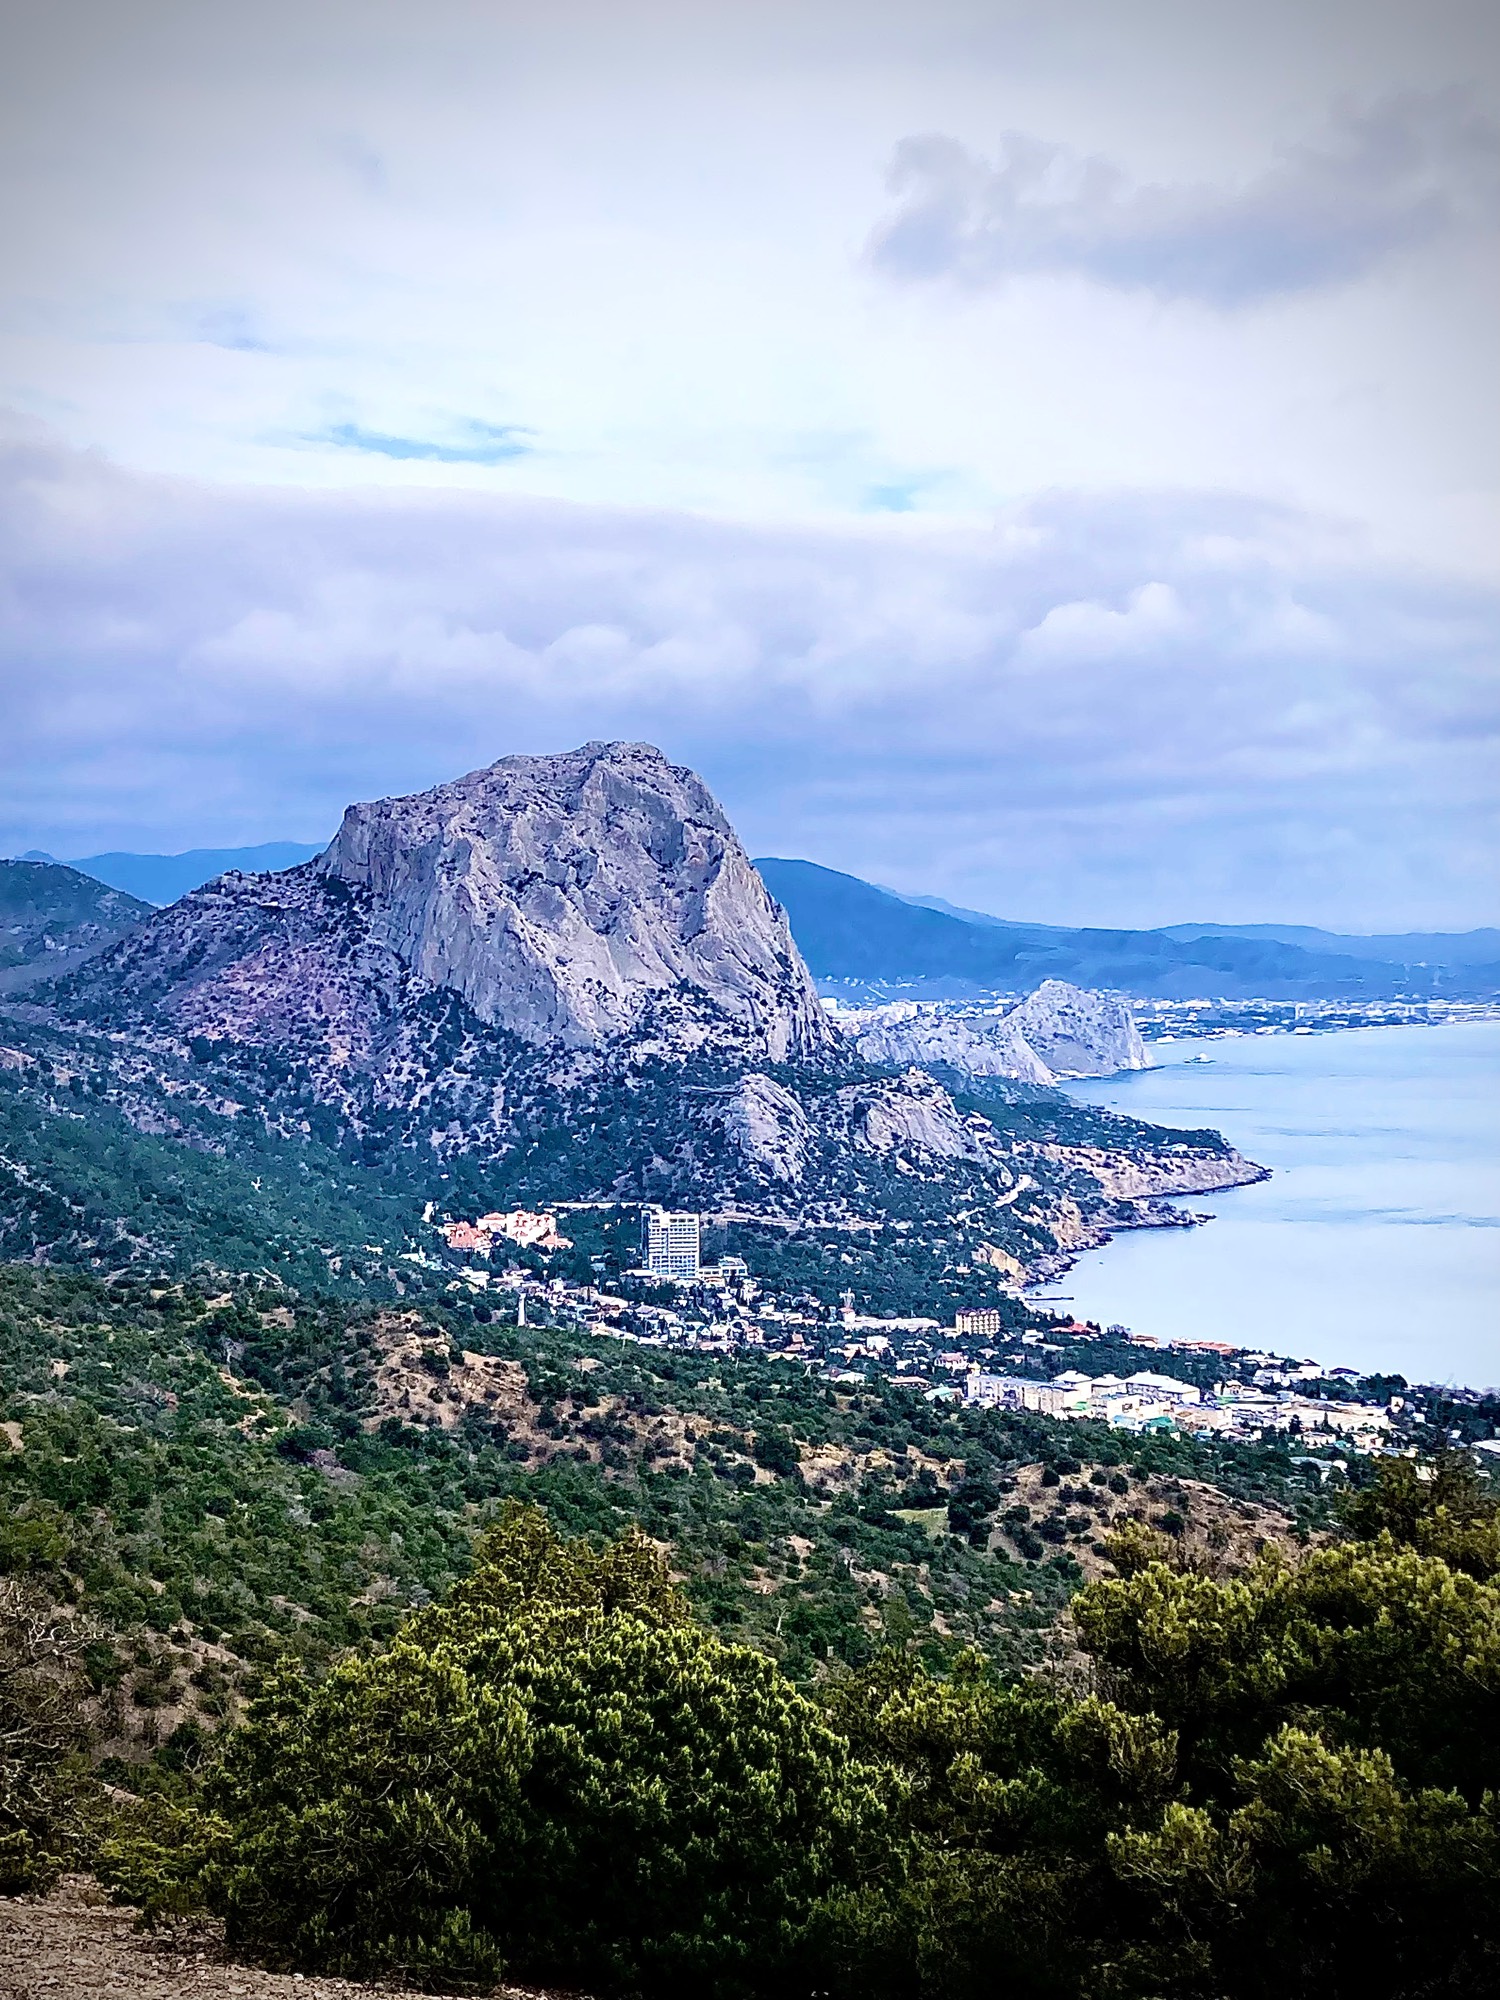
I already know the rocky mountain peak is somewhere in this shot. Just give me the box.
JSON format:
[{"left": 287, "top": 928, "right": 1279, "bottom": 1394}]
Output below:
[
  {"left": 63, "top": 742, "right": 831, "bottom": 1068},
  {"left": 318, "top": 740, "right": 831, "bottom": 1058}
]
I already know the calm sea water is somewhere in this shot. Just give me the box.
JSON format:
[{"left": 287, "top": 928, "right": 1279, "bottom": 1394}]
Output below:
[{"left": 1053, "top": 1021, "right": 1500, "bottom": 1390}]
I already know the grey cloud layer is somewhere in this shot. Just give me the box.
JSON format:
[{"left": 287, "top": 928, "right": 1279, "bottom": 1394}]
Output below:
[
  {"left": 870, "top": 92, "right": 1500, "bottom": 305},
  {"left": 2, "top": 430, "right": 1495, "bottom": 926}
]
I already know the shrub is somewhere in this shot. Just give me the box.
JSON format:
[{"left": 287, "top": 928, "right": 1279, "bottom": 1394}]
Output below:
[
  {"left": 0, "top": 1580, "right": 103, "bottom": 1891},
  {"left": 110, "top": 1507, "right": 884, "bottom": 1996}
]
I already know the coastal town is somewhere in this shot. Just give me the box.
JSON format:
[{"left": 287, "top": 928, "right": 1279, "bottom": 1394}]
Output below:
[{"left": 433, "top": 1201, "right": 1493, "bottom": 1463}]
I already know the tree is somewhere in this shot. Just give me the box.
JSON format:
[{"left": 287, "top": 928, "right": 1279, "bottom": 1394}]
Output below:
[
  {"left": 1340, "top": 1447, "right": 1500, "bottom": 1578},
  {"left": 0, "top": 1580, "right": 101, "bottom": 1891},
  {"left": 111, "top": 1507, "right": 884, "bottom": 1996}
]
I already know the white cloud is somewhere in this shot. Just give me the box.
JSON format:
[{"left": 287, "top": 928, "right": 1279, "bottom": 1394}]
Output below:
[{"left": 2, "top": 430, "right": 1495, "bottom": 929}]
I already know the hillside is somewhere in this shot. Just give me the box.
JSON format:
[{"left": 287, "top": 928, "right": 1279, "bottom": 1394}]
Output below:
[
  {"left": 756, "top": 856, "right": 1500, "bottom": 1000},
  {"left": 0, "top": 860, "right": 151, "bottom": 995},
  {"left": 67, "top": 841, "right": 326, "bottom": 907},
  {"left": 1161, "top": 919, "right": 1500, "bottom": 968},
  {"left": 0, "top": 1262, "right": 1329, "bottom": 1707},
  {"left": 4, "top": 1256, "right": 1494, "bottom": 2000}
]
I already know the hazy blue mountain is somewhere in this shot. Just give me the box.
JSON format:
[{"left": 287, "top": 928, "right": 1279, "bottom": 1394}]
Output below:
[
  {"left": 893, "top": 892, "right": 1500, "bottom": 969},
  {"left": 887, "top": 890, "right": 1017, "bottom": 930},
  {"left": 67, "top": 841, "right": 327, "bottom": 905},
  {"left": 754, "top": 858, "right": 1496, "bottom": 1000},
  {"left": 1160, "top": 921, "right": 1500, "bottom": 968}
]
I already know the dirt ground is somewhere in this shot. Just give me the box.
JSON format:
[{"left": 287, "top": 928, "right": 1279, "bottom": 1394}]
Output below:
[{"left": 0, "top": 1878, "right": 552, "bottom": 2000}]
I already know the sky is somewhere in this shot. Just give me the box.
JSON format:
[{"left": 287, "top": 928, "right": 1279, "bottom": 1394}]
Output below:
[{"left": 1, "top": 0, "right": 1497, "bottom": 929}]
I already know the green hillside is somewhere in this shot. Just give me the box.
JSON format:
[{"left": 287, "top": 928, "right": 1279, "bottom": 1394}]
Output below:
[{"left": 0, "top": 859, "right": 150, "bottom": 991}]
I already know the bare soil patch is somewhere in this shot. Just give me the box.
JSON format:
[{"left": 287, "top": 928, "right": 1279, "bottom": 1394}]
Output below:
[{"left": 0, "top": 1877, "right": 554, "bottom": 2000}]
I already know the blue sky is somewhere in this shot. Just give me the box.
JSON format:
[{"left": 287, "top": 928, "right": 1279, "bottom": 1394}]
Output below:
[{"left": 1, "top": 0, "right": 1497, "bottom": 928}]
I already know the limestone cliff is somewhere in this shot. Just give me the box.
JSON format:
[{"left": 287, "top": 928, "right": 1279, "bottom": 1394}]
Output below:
[
  {"left": 62, "top": 743, "right": 832, "bottom": 1067},
  {"left": 835, "top": 978, "right": 1149, "bottom": 1085}
]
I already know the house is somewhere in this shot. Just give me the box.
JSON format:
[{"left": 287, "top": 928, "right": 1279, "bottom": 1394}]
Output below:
[{"left": 478, "top": 1210, "right": 572, "bottom": 1250}]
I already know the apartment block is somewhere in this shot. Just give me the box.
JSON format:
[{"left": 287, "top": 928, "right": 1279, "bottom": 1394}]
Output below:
[{"left": 642, "top": 1206, "right": 701, "bottom": 1279}]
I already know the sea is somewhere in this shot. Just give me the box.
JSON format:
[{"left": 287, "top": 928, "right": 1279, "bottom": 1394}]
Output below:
[{"left": 1050, "top": 1020, "right": 1500, "bottom": 1391}]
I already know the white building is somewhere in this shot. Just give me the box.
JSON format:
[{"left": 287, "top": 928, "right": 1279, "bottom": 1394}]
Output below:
[
  {"left": 642, "top": 1207, "right": 701, "bottom": 1279},
  {"left": 955, "top": 1308, "right": 1004, "bottom": 1337},
  {"left": 1124, "top": 1370, "right": 1202, "bottom": 1406}
]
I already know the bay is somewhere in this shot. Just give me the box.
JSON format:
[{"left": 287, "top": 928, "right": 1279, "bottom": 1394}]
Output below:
[{"left": 1054, "top": 1020, "right": 1500, "bottom": 1390}]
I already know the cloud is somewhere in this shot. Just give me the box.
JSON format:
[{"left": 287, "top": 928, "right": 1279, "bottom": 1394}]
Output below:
[
  {"left": 316, "top": 421, "right": 534, "bottom": 464},
  {"left": 870, "top": 91, "right": 1500, "bottom": 306},
  {"left": 0, "top": 428, "right": 1495, "bottom": 928}
]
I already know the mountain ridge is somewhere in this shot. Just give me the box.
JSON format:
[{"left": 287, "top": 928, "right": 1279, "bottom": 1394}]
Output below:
[
  {"left": 0, "top": 858, "right": 153, "bottom": 994},
  {"left": 755, "top": 857, "right": 1500, "bottom": 999}
]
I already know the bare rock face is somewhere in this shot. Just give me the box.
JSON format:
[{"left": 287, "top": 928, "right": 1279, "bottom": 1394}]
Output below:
[
  {"left": 715, "top": 1073, "right": 812, "bottom": 1183},
  {"left": 836, "top": 1069, "right": 1009, "bottom": 1169},
  {"left": 834, "top": 979, "right": 1149, "bottom": 1085},
  {"left": 1002, "top": 979, "right": 1150, "bottom": 1079},
  {"left": 320, "top": 741, "right": 831, "bottom": 1060},
  {"left": 65, "top": 743, "right": 833, "bottom": 1071},
  {"left": 836, "top": 1001, "right": 1056, "bottom": 1086}
]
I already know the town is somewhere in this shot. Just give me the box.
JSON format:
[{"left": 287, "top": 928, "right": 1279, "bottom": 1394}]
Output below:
[{"left": 433, "top": 1202, "right": 1490, "bottom": 1462}]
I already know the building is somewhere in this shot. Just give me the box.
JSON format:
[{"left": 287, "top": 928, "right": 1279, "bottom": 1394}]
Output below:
[
  {"left": 441, "top": 1210, "right": 571, "bottom": 1254},
  {"left": 964, "top": 1372, "right": 1030, "bottom": 1409},
  {"left": 1124, "top": 1370, "right": 1202, "bottom": 1407},
  {"left": 642, "top": 1206, "right": 701, "bottom": 1279},
  {"left": 442, "top": 1222, "right": 487, "bottom": 1253},
  {"left": 477, "top": 1209, "right": 571, "bottom": 1250},
  {"left": 955, "top": 1308, "right": 1004, "bottom": 1338}
]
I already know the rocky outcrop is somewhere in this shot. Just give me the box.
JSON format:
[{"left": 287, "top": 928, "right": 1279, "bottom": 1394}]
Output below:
[
  {"left": 1029, "top": 1142, "right": 1268, "bottom": 1200},
  {"left": 835, "top": 1068, "right": 1011, "bottom": 1170},
  {"left": 1002, "top": 980, "right": 1149, "bottom": 1078},
  {"left": 834, "top": 978, "right": 1149, "bottom": 1085},
  {"left": 834, "top": 1000, "right": 1057, "bottom": 1086},
  {"left": 715, "top": 1074, "right": 812, "bottom": 1184},
  {"left": 320, "top": 742, "right": 831, "bottom": 1060},
  {"left": 60, "top": 743, "right": 832, "bottom": 1068}
]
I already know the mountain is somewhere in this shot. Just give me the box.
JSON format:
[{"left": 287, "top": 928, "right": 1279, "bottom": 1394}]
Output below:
[
  {"left": 898, "top": 899, "right": 1500, "bottom": 971},
  {"left": 318, "top": 741, "right": 831, "bottom": 1058},
  {"left": 10, "top": 743, "right": 1258, "bottom": 1282},
  {"left": 1160, "top": 921, "right": 1500, "bottom": 969},
  {"left": 65, "top": 743, "right": 832, "bottom": 1067},
  {"left": 0, "top": 859, "right": 152, "bottom": 994},
  {"left": 64, "top": 841, "right": 326, "bottom": 906},
  {"left": 834, "top": 980, "right": 1151, "bottom": 1087},
  {"left": 754, "top": 858, "right": 1497, "bottom": 1000}
]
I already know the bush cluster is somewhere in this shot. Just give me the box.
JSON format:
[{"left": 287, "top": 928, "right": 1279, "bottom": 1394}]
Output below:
[{"left": 97, "top": 1461, "right": 1500, "bottom": 1999}]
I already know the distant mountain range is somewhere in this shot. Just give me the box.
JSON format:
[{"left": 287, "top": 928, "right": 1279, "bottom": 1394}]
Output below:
[
  {"left": 19, "top": 842, "right": 326, "bottom": 906},
  {"left": 754, "top": 859, "right": 1500, "bottom": 1001},
  {"left": 12, "top": 838, "right": 1497, "bottom": 1000}
]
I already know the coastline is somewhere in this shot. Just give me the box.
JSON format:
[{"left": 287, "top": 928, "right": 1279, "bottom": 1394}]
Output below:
[
  {"left": 1015, "top": 1134, "right": 1271, "bottom": 1288},
  {"left": 1034, "top": 1019, "right": 1500, "bottom": 1382}
]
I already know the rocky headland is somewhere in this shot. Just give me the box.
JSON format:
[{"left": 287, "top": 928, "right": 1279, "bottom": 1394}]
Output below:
[{"left": 832, "top": 978, "right": 1151, "bottom": 1086}]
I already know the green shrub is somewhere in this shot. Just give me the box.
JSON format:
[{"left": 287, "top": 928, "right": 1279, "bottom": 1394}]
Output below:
[
  {"left": 0, "top": 1580, "right": 103, "bottom": 1891},
  {"left": 112, "top": 1507, "right": 883, "bottom": 1995}
]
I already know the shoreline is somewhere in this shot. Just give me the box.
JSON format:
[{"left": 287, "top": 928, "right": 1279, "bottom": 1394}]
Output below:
[{"left": 1031, "top": 1018, "right": 1500, "bottom": 1385}]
